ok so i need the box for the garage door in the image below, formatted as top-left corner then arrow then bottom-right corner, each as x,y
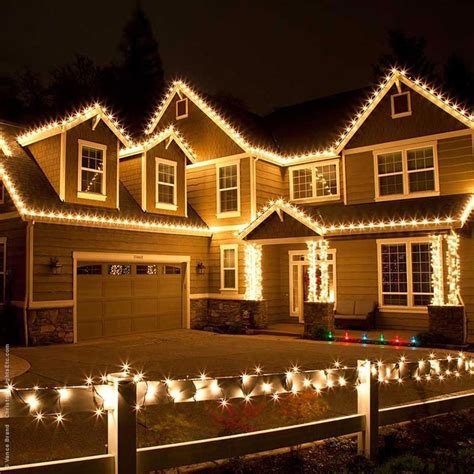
77,262 -> 184,340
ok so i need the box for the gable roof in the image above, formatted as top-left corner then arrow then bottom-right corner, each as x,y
119,125 -> 197,162
239,194 -> 473,239
146,69 -> 474,166
0,123 -> 210,237
17,103 -> 133,147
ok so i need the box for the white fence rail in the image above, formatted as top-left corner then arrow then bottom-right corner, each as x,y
1,358 -> 473,473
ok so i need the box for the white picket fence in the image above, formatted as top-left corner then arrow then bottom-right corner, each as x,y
1,359 -> 473,474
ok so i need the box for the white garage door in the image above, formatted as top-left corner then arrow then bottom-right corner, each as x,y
77,262 -> 184,340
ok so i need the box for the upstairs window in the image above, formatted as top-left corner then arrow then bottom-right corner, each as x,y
176,98 -> 188,120
78,140 -> 106,201
217,162 -> 240,217
290,160 -> 339,202
155,158 -> 177,210
391,91 -> 412,118
220,244 -> 238,290
375,145 -> 438,200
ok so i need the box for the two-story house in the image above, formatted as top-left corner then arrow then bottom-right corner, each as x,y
0,68 -> 473,345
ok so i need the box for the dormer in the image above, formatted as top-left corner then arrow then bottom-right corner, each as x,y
17,105 -> 131,209
119,127 -> 195,217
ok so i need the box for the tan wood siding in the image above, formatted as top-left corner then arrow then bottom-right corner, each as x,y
119,156 -> 142,207
347,83 -> 467,149
344,151 -> 375,204
256,160 -> 286,208
0,219 -> 27,302
187,157 -> 252,227
65,119 -> 119,208
145,140 -> 187,217
438,135 -> 474,195
27,134 -> 61,195
32,223 -> 210,301
159,96 -> 244,160
461,232 -> 474,342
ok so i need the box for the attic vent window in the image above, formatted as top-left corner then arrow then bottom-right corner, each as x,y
391,91 -> 412,118
176,98 -> 188,120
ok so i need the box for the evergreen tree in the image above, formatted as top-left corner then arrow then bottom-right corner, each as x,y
443,53 -> 474,108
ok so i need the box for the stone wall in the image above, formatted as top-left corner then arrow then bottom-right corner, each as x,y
28,307 -> 74,345
304,302 -> 335,337
191,299 -> 267,330
428,305 -> 466,345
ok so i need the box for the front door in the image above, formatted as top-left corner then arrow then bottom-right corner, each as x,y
289,251 -> 336,322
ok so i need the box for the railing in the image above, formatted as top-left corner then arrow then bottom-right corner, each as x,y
1,354 -> 473,473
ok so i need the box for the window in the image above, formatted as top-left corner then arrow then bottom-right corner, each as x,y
220,245 -> 238,290
136,264 -> 158,275
391,91 -> 411,118
77,264 -> 102,275
78,140 -> 107,201
375,145 -> 438,200
155,158 -> 177,210
176,98 -> 188,120
290,160 -> 339,202
378,239 -> 433,309
108,264 -> 131,276
164,265 -> 181,275
217,162 -> 240,217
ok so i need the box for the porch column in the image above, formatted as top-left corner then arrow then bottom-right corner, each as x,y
318,239 -> 330,303
430,234 -> 444,305
446,231 -> 461,305
306,241 -> 318,302
244,243 -> 263,301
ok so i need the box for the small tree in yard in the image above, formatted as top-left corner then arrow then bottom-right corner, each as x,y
210,400 -> 265,436
278,390 -> 329,425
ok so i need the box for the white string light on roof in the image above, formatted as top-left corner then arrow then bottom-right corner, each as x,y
0,134 -> 12,157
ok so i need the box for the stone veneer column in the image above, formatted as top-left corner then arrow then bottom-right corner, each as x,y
28,307 -> 74,345
303,301 -> 335,337
428,305 -> 466,345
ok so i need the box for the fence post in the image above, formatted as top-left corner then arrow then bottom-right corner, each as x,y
107,372 -> 137,474
356,360 -> 378,461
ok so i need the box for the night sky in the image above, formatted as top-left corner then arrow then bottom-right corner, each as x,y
2,0 -> 474,114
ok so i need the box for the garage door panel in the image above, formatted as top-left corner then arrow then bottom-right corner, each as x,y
77,260 -> 184,340
104,280 -> 133,298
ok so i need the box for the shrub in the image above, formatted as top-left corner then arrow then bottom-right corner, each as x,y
278,390 -> 329,424
310,324 -> 330,340
210,400 -> 265,436
376,454 -> 427,473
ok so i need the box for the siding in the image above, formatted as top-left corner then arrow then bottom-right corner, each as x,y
255,160 -> 285,208
32,223 -> 210,301
159,96 -> 244,160
438,135 -> 474,195
65,119 -> 119,209
344,151 -> 374,204
187,157 -> 252,227
461,231 -> 474,342
28,134 -> 61,195
145,140 -> 187,217
119,156 -> 142,207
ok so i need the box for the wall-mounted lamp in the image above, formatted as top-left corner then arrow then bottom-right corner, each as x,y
49,257 -> 63,275
196,261 -> 206,275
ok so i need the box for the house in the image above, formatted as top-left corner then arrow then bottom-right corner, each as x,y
0,68 -> 472,346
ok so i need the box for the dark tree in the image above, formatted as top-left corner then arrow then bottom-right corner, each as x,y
49,54 -> 101,115
0,75 -> 23,123
15,69 -> 50,123
443,53 -> 474,108
110,4 -> 165,134
374,29 -> 437,81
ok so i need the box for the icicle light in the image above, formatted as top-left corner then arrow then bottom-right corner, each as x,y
318,240 -> 330,303
244,243 -> 263,301
430,234 -> 444,305
446,231 -> 461,305
306,240 -> 318,302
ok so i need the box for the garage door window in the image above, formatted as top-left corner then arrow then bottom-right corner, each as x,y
108,264 -> 131,276
137,264 -> 158,275
77,264 -> 102,275
164,265 -> 181,275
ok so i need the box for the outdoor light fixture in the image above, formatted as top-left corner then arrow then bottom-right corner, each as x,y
49,257 -> 63,274
196,261 -> 206,275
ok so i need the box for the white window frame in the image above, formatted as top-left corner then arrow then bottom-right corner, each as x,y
376,236 -> 434,313
374,142 -> 439,202
155,157 -> 178,211
216,161 -> 240,218
77,140 -> 107,201
220,244 -> 238,291
289,159 -> 340,203
391,91 -> 412,119
176,98 -> 189,120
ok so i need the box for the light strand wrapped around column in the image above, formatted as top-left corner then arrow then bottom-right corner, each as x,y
244,243 -> 263,301
318,239 -> 330,303
430,234 -> 444,305
306,240 -> 318,302
446,231 -> 461,305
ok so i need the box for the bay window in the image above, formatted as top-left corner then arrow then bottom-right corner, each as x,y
375,144 -> 438,200
290,160 -> 339,201
377,238 -> 433,309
